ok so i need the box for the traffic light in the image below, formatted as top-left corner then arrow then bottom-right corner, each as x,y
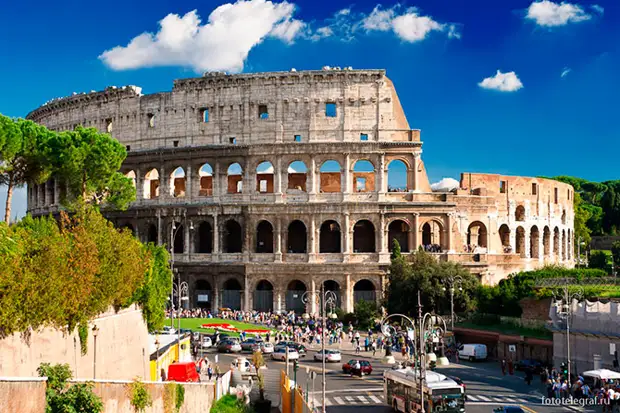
293,360 -> 299,371
561,362 -> 568,376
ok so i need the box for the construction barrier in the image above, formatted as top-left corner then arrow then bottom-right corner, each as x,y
281,370 -> 313,413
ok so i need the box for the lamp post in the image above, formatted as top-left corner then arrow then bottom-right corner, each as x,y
169,217 -> 193,331
301,286 -> 337,413
92,325 -> 99,380
442,275 -> 463,330
155,338 -> 160,381
173,279 -> 189,360
551,284 -> 584,386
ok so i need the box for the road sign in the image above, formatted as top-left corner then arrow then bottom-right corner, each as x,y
407,328 -> 415,341
310,371 -> 317,380
611,343 -> 616,355
508,345 -> 516,353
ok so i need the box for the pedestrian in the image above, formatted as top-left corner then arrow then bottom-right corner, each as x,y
207,365 -> 214,381
372,341 -> 377,356
501,359 -> 506,375
401,344 -> 407,358
525,369 -> 533,386
355,342 -> 361,354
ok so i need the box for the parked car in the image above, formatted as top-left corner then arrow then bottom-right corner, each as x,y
217,339 -> 242,353
272,346 -> 299,361
276,341 -> 307,356
211,333 -> 231,343
514,359 -> 548,374
162,326 -> 176,335
167,362 -> 200,382
342,359 -> 372,375
200,336 -> 213,349
261,342 -> 275,354
241,338 -> 264,352
458,344 -> 488,361
493,407 -> 524,413
314,349 -> 342,362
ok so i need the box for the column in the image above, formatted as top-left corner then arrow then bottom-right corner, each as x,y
244,277 -> 250,311
214,160 -> 220,197
213,287 -> 220,311
310,279 -> 317,316
213,214 -> 219,256
509,229 -> 516,253
344,274 -> 353,313
343,153 -> 351,194
379,213 -> 387,253
186,164 -> 192,200
447,213 -> 454,253
377,154 -> 386,194
309,216 -> 316,255
538,231 -> 544,262
343,213 -> 351,254
412,213 -> 419,251
309,157 -> 317,194
275,156 -> 282,195
157,211 -> 163,245
134,168 -> 141,200
524,230 -> 531,258
275,218 -> 282,262
53,179 -> 59,206
412,153 -> 420,192
243,161 -> 251,196
184,219 -> 191,254
275,289 -> 283,313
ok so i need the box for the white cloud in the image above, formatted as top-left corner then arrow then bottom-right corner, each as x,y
526,1 -> 592,27
591,4 -> 604,14
478,70 -> 524,92
431,178 -> 460,192
99,0 -> 305,72
362,6 -> 396,32
561,67 -> 571,77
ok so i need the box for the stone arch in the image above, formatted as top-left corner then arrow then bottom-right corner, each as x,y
515,205 -> 526,222
421,220 -> 443,249
144,168 -> 160,199
467,221 -> 488,249
567,229 -> 572,260
543,226 -> 551,257
553,227 -> 560,257
288,161 -> 307,192
222,278 -> 242,310
561,210 -> 567,225
172,222 -> 185,254
256,220 -> 274,253
170,167 -> 186,197
125,170 -> 136,187
562,229 -> 566,260
323,280 -> 341,308
530,225 -> 540,259
387,159 -> 408,192
286,279 -> 307,313
254,280 -> 274,312
227,163 -> 243,194
223,220 -> 243,253
499,224 -> 511,251
516,226 -> 526,258
196,221 -> 213,253
199,163 -> 214,196
256,161 -> 274,193
353,219 -> 375,253
319,160 -> 341,193
146,223 -> 158,244
195,279 -> 212,309
319,220 -> 341,253
354,279 -> 376,304
287,220 -> 307,253
352,160 -> 375,192
388,219 -> 410,252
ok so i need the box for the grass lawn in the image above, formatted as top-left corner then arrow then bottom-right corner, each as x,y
456,321 -> 553,340
166,317 -> 276,337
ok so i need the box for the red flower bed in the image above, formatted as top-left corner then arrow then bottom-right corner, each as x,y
199,323 -> 270,334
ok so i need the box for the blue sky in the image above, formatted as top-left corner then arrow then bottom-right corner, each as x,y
0,0 -> 618,219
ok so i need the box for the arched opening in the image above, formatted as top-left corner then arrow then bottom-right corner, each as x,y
561,210 -> 566,225
125,170 -> 136,188
146,224 -> 158,244
567,229 -> 572,260
286,280 -> 307,313
319,220 -> 341,253
499,224 -> 511,253
287,220 -> 307,253
197,222 -> 213,253
222,278 -> 242,310
515,205 -> 526,222
256,220 -> 274,253
173,223 -> 184,254
354,279 -> 376,304
387,159 -> 408,192
223,220 -> 243,253
467,221 -> 488,250
422,221 -> 442,251
530,225 -> 540,259
256,161 -> 274,193
543,226 -> 551,257
562,229 -> 566,260
199,163 -> 214,196
195,279 -> 212,309
553,227 -> 560,257
287,161 -> 307,192
144,168 -> 160,199
254,280 -> 274,312
515,226 -> 526,258
388,220 -> 410,252
227,163 -> 243,194
324,280 -> 341,308
352,160 -> 375,192
320,160 -> 341,193
120,223 -> 135,235
353,220 -> 375,253
170,167 -> 186,197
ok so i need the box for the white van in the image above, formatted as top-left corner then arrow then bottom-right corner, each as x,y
458,344 -> 487,361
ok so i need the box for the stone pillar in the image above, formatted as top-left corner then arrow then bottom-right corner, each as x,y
412,153 -> 420,192
275,289 -> 283,313
343,213 -> 351,254
53,179 -> 59,205
275,156 -> 282,195
275,218 -> 282,262
378,154 -> 386,194
213,287 -> 220,311
214,160 -> 220,197
243,162 -> 251,195
213,214 -> 219,256
524,230 -> 531,258
447,213 -> 454,253
379,213 -> 386,253
157,211 -> 163,246
538,231 -> 544,262
184,220 -> 191,254
186,164 -> 192,200
244,276 -> 250,311
344,274 -> 353,313
310,279 -> 317,316
343,153 -> 351,194
309,216 -> 316,262
509,228 -> 516,253
159,165 -> 167,199
309,157 -> 317,194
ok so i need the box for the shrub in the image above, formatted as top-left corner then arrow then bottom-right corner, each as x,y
210,394 -> 251,413
128,380 -> 152,412
38,362 -> 103,413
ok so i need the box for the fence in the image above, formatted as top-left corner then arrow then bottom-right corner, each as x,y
281,370 -> 313,413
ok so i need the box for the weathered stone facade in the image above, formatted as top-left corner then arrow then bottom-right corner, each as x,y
26,69 -> 574,314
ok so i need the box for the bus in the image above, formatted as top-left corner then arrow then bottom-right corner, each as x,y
384,368 -> 465,413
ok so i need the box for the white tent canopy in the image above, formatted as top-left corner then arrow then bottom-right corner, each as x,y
582,369 -> 620,380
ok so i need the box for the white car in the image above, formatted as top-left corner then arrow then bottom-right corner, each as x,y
200,336 -> 213,349
261,342 -> 274,354
272,347 -> 299,361
313,349 -> 342,362
161,326 -> 176,335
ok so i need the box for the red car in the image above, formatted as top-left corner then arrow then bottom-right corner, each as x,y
342,359 -> 373,375
167,362 -> 200,382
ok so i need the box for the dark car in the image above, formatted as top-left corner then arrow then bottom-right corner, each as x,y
515,359 -> 547,374
493,407 -> 524,413
342,360 -> 372,375
217,339 -> 242,353
276,341 -> 307,355
211,333 -> 231,344
241,338 -> 264,352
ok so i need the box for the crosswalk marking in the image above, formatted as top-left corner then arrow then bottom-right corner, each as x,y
369,395 -> 382,403
357,396 -> 370,404
345,396 -> 356,402
477,395 -> 491,402
325,398 -> 332,406
334,397 -> 345,405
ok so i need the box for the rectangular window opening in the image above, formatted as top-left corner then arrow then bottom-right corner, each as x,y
173,140 -> 179,147
105,118 -> 113,133
532,183 -> 537,195
325,102 -> 337,117
259,180 -> 268,193
236,181 -> 243,193
126,145 -> 131,152
258,105 -> 269,119
356,177 -> 367,192
294,135 -> 301,142
360,133 -> 369,141
554,188 -> 558,204
147,113 -> 155,128
229,137 -> 237,144
200,108 -> 209,123
567,189 -> 571,200
499,180 -> 507,194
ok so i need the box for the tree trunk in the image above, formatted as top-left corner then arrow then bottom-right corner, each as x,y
4,181 -> 13,223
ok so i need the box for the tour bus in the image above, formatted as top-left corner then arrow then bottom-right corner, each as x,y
384,368 -> 465,413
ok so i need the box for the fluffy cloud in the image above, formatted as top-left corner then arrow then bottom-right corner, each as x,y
99,0 -> 305,72
525,1 -> 592,27
478,70 -> 524,92
561,67 -> 571,77
361,5 -> 460,42
430,178 -> 460,192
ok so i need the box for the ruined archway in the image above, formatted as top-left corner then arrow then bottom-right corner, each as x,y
561,210 -> 566,225
227,163 -> 243,194
223,220 -> 243,253
320,160 -> 341,193
170,167 -> 186,197
515,205 -> 525,222
530,225 -> 540,259
197,222 -> 213,253
499,224 -> 511,252
543,226 -> 551,257
562,229 -> 566,260
256,220 -> 274,253
254,280 -> 274,312
222,278 -> 242,310
553,227 -> 560,257
387,159 -> 408,192
467,221 -> 488,249
287,220 -> 307,253
354,279 -> 376,304
125,170 -> 136,188
144,168 -> 159,199
287,161 -> 307,192
422,221 -> 443,250
256,161 -> 274,193
195,279 -> 212,309
352,160 -> 375,192
324,280 -> 341,308
286,280 -> 307,313
199,163 -> 214,196
353,220 -> 375,253
516,226 -> 526,258
319,220 -> 341,253
146,223 -> 158,244
173,223 -> 184,254
388,220 -> 410,252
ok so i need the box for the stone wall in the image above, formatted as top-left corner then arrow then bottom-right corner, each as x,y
0,305 -> 150,380
0,377 -> 46,412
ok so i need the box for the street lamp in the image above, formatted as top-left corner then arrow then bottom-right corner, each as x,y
301,286 -> 337,413
155,338 -> 160,381
380,313 -> 416,362
92,325 -> 99,380
551,284 -> 585,386
442,275 -> 463,330
169,216 -> 193,331
173,279 -> 189,359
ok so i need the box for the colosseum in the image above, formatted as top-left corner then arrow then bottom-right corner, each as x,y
26,68 -> 574,314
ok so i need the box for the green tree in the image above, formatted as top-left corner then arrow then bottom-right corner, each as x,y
353,300 -> 380,330
37,362 -> 103,413
611,241 -> 620,272
589,250 -> 611,274
133,244 -> 173,332
573,192 -> 593,247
